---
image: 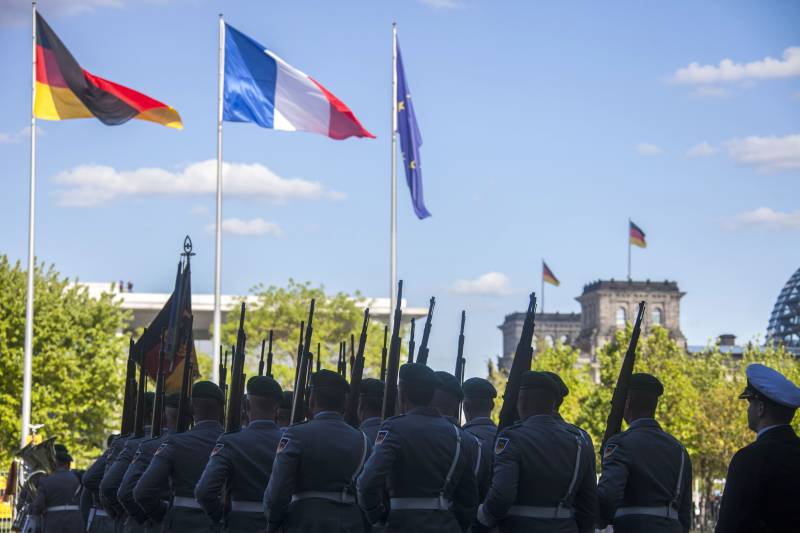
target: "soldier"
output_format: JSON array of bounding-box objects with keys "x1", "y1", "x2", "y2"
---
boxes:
[
  {"x1": 84, "y1": 435, "x2": 118, "y2": 533},
  {"x1": 357, "y1": 363, "x2": 478, "y2": 533},
  {"x1": 461, "y1": 377, "x2": 497, "y2": 501},
  {"x1": 542, "y1": 371, "x2": 595, "y2": 470},
  {"x1": 276, "y1": 391, "x2": 293, "y2": 429},
  {"x1": 30, "y1": 444, "x2": 84, "y2": 533},
  {"x1": 195, "y1": 376, "x2": 284, "y2": 532},
  {"x1": 597, "y1": 373, "x2": 691, "y2": 533},
  {"x1": 358, "y1": 378, "x2": 385, "y2": 443},
  {"x1": 715, "y1": 364, "x2": 800, "y2": 533},
  {"x1": 476, "y1": 371, "x2": 596, "y2": 533},
  {"x1": 134, "y1": 381, "x2": 224, "y2": 532},
  {"x1": 118, "y1": 392, "x2": 181, "y2": 533},
  {"x1": 263, "y1": 369, "x2": 369, "y2": 533}
]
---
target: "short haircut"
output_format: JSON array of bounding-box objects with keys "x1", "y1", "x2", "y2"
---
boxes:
[
  {"x1": 360, "y1": 395, "x2": 382, "y2": 413},
  {"x1": 519, "y1": 388, "x2": 557, "y2": 414},
  {"x1": 248, "y1": 394, "x2": 279, "y2": 413},
  {"x1": 763, "y1": 397, "x2": 796, "y2": 424},
  {"x1": 314, "y1": 388, "x2": 345, "y2": 411},
  {"x1": 464, "y1": 397, "x2": 493, "y2": 413},
  {"x1": 403, "y1": 380, "x2": 435, "y2": 406},
  {"x1": 628, "y1": 389, "x2": 659, "y2": 413}
]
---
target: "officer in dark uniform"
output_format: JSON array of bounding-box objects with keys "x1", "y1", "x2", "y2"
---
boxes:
[
  {"x1": 715, "y1": 364, "x2": 800, "y2": 533},
  {"x1": 118, "y1": 392, "x2": 180, "y2": 533},
  {"x1": 31, "y1": 444, "x2": 84, "y2": 533},
  {"x1": 264, "y1": 369, "x2": 369, "y2": 533},
  {"x1": 597, "y1": 373, "x2": 691, "y2": 533},
  {"x1": 357, "y1": 363, "x2": 478, "y2": 533},
  {"x1": 462, "y1": 377, "x2": 497, "y2": 501},
  {"x1": 476, "y1": 371, "x2": 596, "y2": 533},
  {"x1": 542, "y1": 371, "x2": 595, "y2": 470},
  {"x1": 358, "y1": 378, "x2": 385, "y2": 444},
  {"x1": 84, "y1": 435, "x2": 118, "y2": 533},
  {"x1": 195, "y1": 376, "x2": 284, "y2": 532},
  {"x1": 134, "y1": 381, "x2": 224, "y2": 533},
  {"x1": 276, "y1": 391, "x2": 294, "y2": 429}
]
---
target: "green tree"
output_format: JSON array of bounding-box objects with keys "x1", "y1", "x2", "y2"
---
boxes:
[{"x1": 0, "y1": 257, "x2": 129, "y2": 467}]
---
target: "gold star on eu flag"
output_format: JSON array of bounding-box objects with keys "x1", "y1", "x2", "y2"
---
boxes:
[
  {"x1": 398, "y1": 100, "x2": 406, "y2": 111},
  {"x1": 409, "y1": 160, "x2": 416, "y2": 170}
]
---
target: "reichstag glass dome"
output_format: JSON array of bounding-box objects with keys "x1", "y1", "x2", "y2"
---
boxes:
[{"x1": 767, "y1": 267, "x2": 800, "y2": 355}]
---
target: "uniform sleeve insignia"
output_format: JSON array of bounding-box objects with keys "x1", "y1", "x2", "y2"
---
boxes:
[
  {"x1": 603, "y1": 443, "x2": 618, "y2": 458},
  {"x1": 375, "y1": 430, "x2": 388, "y2": 445},
  {"x1": 494, "y1": 437, "x2": 509, "y2": 455},
  {"x1": 210, "y1": 443, "x2": 224, "y2": 457},
  {"x1": 277, "y1": 437, "x2": 290, "y2": 454},
  {"x1": 154, "y1": 442, "x2": 168, "y2": 456}
]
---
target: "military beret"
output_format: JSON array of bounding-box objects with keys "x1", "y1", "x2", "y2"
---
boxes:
[
  {"x1": 192, "y1": 380, "x2": 225, "y2": 404},
  {"x1": 399, "y1": 363, "x2": 437, "y2": 387},
  {"x1": 280, "y1": 391, "x2": 294, "y2": 410},
  {"x1": 164, "y1": 392, "x2": 181, "y2": 408},
  {"x1": 54, "y1": 443, "x2": 69, "y2": 453},
  {"x1": 55, "y1": 450, "x2": 72, "y2": 463},
  {"x1": 360, "y1": 378, "x2": 385, "y2": 397},
  {"x1": 628, "y1": 373, "x2": 664, "y2": 396},
  {"x1": 310, "y1": 369, "x2": 350, "y2": 393},
  {"x1": 462, "y1": 377, "x2": 497, "y2": 399},
  {"x1": 740, "y1": 364, "x2": 800, "y2": 408},
  {"x1": 247, "y1": 376, "x2": 283, "y2": 401},
  {"x1": 542, "y1": 371, "x2": 569, "y2": 398},
  {"x1": 435, "y1": 371, "x2": 464, "y2": 401},
  {"x1": 520, "y1": 371, "x2": 560, "y2": 395},
  {"x1": 144, "y1": 391, "x2": 156, "y2": 409}
]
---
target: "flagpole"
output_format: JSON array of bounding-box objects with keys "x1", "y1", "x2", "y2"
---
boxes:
[
  {"x1": 627, "y1": 217, "x2": 631, "y2": 281},
  {"x1": 21, "y1": 0, "x2": 37, "y2": 448},
  {"x1": 212, "y1": 14, "x2": 225, "y2": 383},
  {"x1": 541, "y1": 261, "x2": 545, "y2": 314},
  {"x1": 389, "y1": 22, "x2": 398, "y2": 324}
]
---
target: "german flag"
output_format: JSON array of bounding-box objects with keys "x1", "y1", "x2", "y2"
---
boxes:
[
  {"x1": 34, "y1": 12, "x2": 182, "y2": 129},
  {"x1": 542, "y1": 261, "x2": 560, "y2": 286},
  {"x1": 629, "y1": 220, "x2": 647, "y2": 248}
]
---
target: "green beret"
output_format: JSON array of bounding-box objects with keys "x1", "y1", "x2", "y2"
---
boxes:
[
  {"x1": 462, "y1": 377, "x2": 497, "y2": 399},
  {"x1": 520, "y1": 371, "x2": 560, "y2": 396},
  {"x1": 628, "y1": 373, "x2": 664, "y2": 396},
  {"x1": 247, "y1": 376, "x2": 283, "y2": 401},
  {"x1": 399, "y1": 363, "x2": 437, "y2": 387},
  {"x1": 280, "y1": 391, "x2": 294, "y2": 410},
  {"x1": 542, "y1": 371, "x2": 569, "y2": 398},
  {"x1": 435, "y1": 371, "x2": 464, "y2": 401},
  {"x1": 164, "y1": 392, "x2": 181, "y2": 408},
  {"x1": 310, "y1": 369, "x2": 350, "y2": 393},
  {"x1": 360, "y1": 378, "x2": 385, "y2": 397},
  {"x1": 192, "y1": 380, "x2": 225, "y2": 404}
]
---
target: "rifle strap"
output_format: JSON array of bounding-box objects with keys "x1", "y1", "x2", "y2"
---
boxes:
[
  {"x1": 558, "y1": 434, "x2": 582, "y2": 510},
  {"x1": 439, "y1": 425, "x2": 462, "y2": 505},
  {"x1": 670, "y1": 445, "x2": 686, "y2": 509}
]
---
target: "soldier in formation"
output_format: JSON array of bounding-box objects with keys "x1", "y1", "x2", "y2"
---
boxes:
[{"x1": 30, "y1": 444, "x2": 83, "y2": 533}]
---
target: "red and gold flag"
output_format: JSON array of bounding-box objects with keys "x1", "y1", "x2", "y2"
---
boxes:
[
  {"x1": 542, "y1": 261, "x2": 560, "y2": 286},
  {"x1": 629, "y1": 220, "x2": 647, "y2": 248}
]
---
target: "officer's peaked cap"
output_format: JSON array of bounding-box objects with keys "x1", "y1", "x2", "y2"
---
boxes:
[{"x1": 740, "y1": 364, "x2": 800, "y2": 408}]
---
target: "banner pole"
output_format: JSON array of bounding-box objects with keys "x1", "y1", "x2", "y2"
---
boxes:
[
  {"x1": 390, "y1": 23, "x2": 398, "y2": 324},
  {"x1": 212, "y1": 14, "x2": 225, "y2": 383}
]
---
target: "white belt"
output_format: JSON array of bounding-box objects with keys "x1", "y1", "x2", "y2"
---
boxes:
[
  {"x1": 615, "y1": 506, "x2": 679, "y2": 520},
  {"x1": 95, "y1": 509, "x2": 108, "y2": 518},
  {"x1": 291, "y1": 491, "x2": 355, "y2": 504},
  {"x1": 46, "y1": 505, "x2": 80, "y2": 512},
  {"x1": 230, "y1": 500, "x2": 264, "y2": 513},
  {"x1": 171, "y1": 496, "x2": 202, "y2": 510},
  {"x1": 507, "y1": 505, "x2": 573, "y2": 519},
  {"x1": 390, "y1": 497, "x2": 452, "y2": 511}
]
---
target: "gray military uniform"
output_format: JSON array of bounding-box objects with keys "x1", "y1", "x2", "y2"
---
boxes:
[
  {"x1": 597, "y1": 418, "x2": 692, "y2": 533},
  {"x1": 30, "y1": 468, "x2": 84, "y2": 533},
  {"x1": 264, "y1": 411, "x2": 369, "y2": 533},
  {"x1": 134, "y1": 420, "x2": 223, "y2": 533},
  {"x1": 478, "y1": 414, "x2": 597, "y2": 533},
  {"x1": 462, "y1": 417, "x2": 496, "y2": 501},
  {"x1": 195, "y1": 419, "x2": 282, "y2": 532},
  {"x1": 357, "y1": 407, "x2": 479, "y2": 533},
  {"x1": 359, "y1": 417, "x2": 382, "y2": 445},
  {"x1": 84, "y1": 444, "x2": 118, "y2": 533},
  {"x1": 118, "y1": 432, "x2": 171, "y2": 533},
  {"x1": 100, "y1": 428, "x2": 152, "y2": 531}
]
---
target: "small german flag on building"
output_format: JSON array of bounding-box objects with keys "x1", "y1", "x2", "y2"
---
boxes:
[
  {"x1": 34, "y1": 12, "x2": 182, "y2": 129},
  {"x1": 629, "y1": 220, "x2": 647, "y2": 248},
  {"x1": 542, "y1": 261, "x2": 560, "y2": 286}
]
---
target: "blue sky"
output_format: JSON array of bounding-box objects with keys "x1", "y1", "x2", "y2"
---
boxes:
[{"x1": 1, "y1": 0, "x2": 798, "y2": 378}]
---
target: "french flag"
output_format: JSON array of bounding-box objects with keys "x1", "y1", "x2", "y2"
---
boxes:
[{"x1": 223, "y1": 23, "x2": 374, "y2": 140}]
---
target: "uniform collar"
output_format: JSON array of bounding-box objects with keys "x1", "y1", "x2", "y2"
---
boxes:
[
  {"x1": 193, "y1": 419, "x2": 223, "y2": 430},
  {"x1": 628, "y1": 417, "x2": 660, "y2": 430},
  {"x1": 360, "y1": 416, "x2": 381, "y2": 427},
  {"x1": 247, "y1": 419, "x2": 279, "y2": 430},
  {"x1": 464, "y1": 416, "x2": 495, "y2": 428},
  {"x1": 408, "y1": 406, "x2": 441, "y2": 417},
  {"x1": 313, "y1": 411, "x2": 343, "y2": 420},
  {"x1": 757, "y1": 423, "x2": 790, "y2": 440},
  {"x1": 523, "y1": 414, "x2": 556, "y2": 425}
]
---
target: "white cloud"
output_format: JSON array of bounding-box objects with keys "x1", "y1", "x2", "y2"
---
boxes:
[
  {"x1": 724, "y1": 134, "x2": 800, "y2": 173},
  {"x1": 686, "y1": 142, "x2": 717, "y2": 158},
  {"x1": 190, "y1": 204, "x2": 208, "y2": 215},
  {"x1": 452, "y1": 272, "x2": 512, "y2": 296},
  {"x1": 636, "y1": 143, "x2": 662, "y2": 156},
  {"x1": 690, "y1": 86, "x2": 731, "y2": 98},
  {"x1": 207, "y1": 218, "x2": 284, "y2": 237},
  {"x1": 53, "y1": 159, "x2": 344, "y2": 207},
  {"x1": 0, "y1": 0, "x2": 123, "y2": 25},
  {"x1": 0, "y1": 126, "x2": 40, "y2": 144},
  {"x1": 727, "y1": 207, "x2": 800, "y2": 231},
  {"x1": 673, "y1": 46, "x2": 800, "y2": 85},
  {"x1": 418, "y1": 0, "x2": 458, "y2": 7}
]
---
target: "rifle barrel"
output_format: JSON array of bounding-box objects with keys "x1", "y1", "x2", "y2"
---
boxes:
[
  {"x1": 416, "y1": 297, "x2": 435, "y2": 366},
  {"x1": 267, "y1": 330, "x2": 274, "y2": 377},
  {"x1": 381, "y1": 281, "x2": 404, "y2": 419},
  {"x1": 497, "y1": 294, "x2": 537, "y2": 432}
]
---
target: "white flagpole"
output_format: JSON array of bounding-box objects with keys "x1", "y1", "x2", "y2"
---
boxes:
[
  {"x1": 541, "y1": 260, "x2": 545, "y2": 314},
  {"x1": 21, "y1": 0, "x2": 37, "y2": 448},
  {"x1": 627, "y1": 218, "x2": 632, "y2": 281},
  {"x1": 212, "y1": 14, "x2": 225, "y2": 383},
  {"x1": 389, "y1": 23, "x2": 398, "y2": 323}
]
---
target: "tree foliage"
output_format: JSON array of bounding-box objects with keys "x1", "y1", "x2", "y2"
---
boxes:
[{"x1": 0, "y1": 257, "x2": 129, "y2": 467}]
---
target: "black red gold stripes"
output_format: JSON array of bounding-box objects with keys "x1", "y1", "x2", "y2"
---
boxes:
[
  {"x1": 629, "y1": 221, "x2": 647, "y2": 248},
  {"x1": 542, "y1": 261, "x2": 560, "y2": 286}
]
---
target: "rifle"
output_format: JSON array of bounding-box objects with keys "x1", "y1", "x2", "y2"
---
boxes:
[
  {"x1": 497, "y1": 293, "x2": 537, "y2": 433},
  {"x1": 349, "y1": 334, "x2": 355, "y2": 379},
  {"x1": 267, "y1": 330, "x2": 274, "y2": 377},
  {"x1": 219, "y1": 348, "x2": 228, "y2": 423},
  {"x1": 455, "y1": 311, "x2": 466, "y2": 384},
  {"x1": 290, "y1": 300, "x2": 315, "y2": 424},
  {"x1": 133, "y1": 334, "x2": 148, "y2": 439},
  {"x1": 416, "y1": 297, "x2": 435, "y2": 365},
  {"x1": 293, "y1": 321, "x2": 305, "y2": 392},
  {"x1": 225, "y1": 303, "x2": 247, "y2": 432},
  {"x1": 316, "y1": 342, "x2": 321, "y2": 373},
  {"x1": 150, "y1": 329, "x2": 167, "y2": 439},
  {"x1": 602, "y1": 301, "x2": 646, "y2": 447},
  {"x1": 337, "y1": 342, "x2": 344, "y2": 376},
  {"x1": 407, "y1": 318, "x2": 416, "y2": 364},
  {"x1": 344, "y1": 309, "x2": 370, "y2": 427},
  {"x1": 381, "y1": 281, "x2": 404, "y2": 420},
  {"x1": 176, "y1": 316, "x2": 195, "y2": 433},
  {"x1": 380, "y1": 326, "x2": 388, "y2": 381},
  {"x1": 258, "y1": 339, "x2": 266, "y2": 376},
  {"x1": 120, "y1": 338, "x2": 137, "y2": 436}
]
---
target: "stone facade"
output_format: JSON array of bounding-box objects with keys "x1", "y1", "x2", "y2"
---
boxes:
[{"x1": 498, "y1": 312, "x2": 581, "y2": 370}]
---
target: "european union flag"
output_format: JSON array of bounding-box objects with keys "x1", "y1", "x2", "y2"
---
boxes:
[{"x1": 396, "y1": 39, "x2": 431, "y2": 219}]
